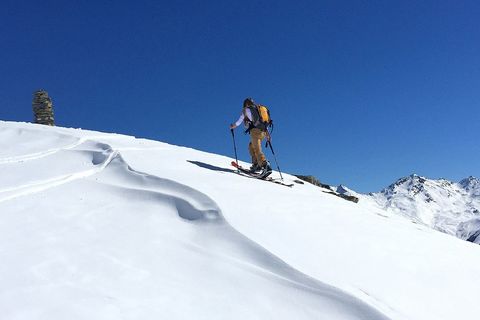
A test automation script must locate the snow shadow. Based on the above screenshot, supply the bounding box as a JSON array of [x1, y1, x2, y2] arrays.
[[187, 160, 235, 174]]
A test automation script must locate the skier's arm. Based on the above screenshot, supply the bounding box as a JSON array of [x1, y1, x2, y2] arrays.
[[230, 114, 244, 129], [230, 109, 252, 129]]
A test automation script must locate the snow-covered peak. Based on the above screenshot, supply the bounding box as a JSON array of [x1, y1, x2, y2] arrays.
[[380, 174, 463, 207], [459, 176, 480, 196], [380, 174, 456, 199], [337, 184, 351, 194], [365, 174, 480, 242], [381, 174, 418, 195], [336, 184, 358, 197]]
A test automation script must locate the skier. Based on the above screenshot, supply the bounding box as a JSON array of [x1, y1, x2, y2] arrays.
[[230, 97, 272, 176]]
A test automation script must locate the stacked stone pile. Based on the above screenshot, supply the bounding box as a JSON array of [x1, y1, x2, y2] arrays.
[[32, 90, 55, 126]]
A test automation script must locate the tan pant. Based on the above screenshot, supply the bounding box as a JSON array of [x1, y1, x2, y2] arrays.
[[248, 128, 267, 166]]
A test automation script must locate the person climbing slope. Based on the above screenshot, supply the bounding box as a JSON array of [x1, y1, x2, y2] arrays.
[[230, 97, 272, 177]]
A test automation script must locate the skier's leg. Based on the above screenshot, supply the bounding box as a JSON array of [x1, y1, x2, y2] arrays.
[[248, 142, 260, 172], [250, 128, 266, 166], [248, 142, 257, 165]]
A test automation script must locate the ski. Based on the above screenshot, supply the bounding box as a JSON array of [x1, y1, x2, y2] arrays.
[[236, 170, 294, 187], [231, 161, 272, 178], [231, 161, 294, 187]]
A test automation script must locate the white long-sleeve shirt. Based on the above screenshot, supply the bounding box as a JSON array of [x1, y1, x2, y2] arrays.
[[233, 108, 253, 127]]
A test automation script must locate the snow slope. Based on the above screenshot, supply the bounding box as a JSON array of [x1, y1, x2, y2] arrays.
[[1, 121, 479, 320]]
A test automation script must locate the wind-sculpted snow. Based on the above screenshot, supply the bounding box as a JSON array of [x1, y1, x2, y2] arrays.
[[0, 122, 391, 320], [97, 155, 223, 222], [2, 121, 480, 320], [98, 155, 390, 319]]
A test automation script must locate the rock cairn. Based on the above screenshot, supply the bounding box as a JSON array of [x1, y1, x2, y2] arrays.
[[32, 90, 55, 126]]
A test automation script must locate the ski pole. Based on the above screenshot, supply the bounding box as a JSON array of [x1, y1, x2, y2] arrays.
[[265, 133, 284, 181], [230, 129, 239, 169]]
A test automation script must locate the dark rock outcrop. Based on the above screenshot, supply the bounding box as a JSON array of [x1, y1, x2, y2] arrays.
[[295, 175, 359, 203], [33, 90, 55, 126]]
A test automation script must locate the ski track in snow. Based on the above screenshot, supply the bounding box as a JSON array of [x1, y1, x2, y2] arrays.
[[0, 141, 117, 203], [0, 128, 392, 319], [0, 138, 82, 164]]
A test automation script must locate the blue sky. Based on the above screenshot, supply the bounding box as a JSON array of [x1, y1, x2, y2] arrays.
[[1, 0, 479, 192]]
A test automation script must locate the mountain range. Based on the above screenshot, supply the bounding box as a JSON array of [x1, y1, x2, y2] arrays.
[[338, 174, 480, 244]]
